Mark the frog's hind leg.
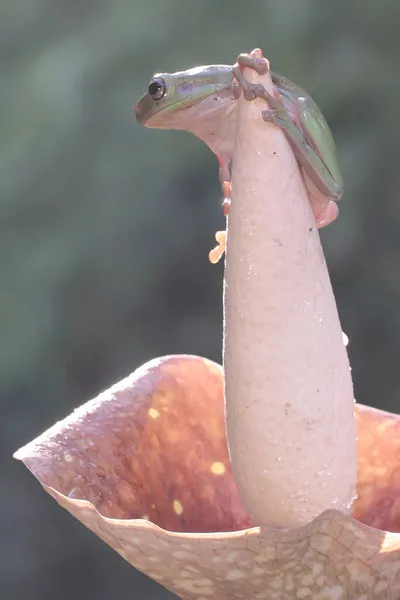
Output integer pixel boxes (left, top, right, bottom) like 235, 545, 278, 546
209, 180, 230, 265
221, 180, 231, 216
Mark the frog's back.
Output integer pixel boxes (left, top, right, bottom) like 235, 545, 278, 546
271, 70, 339, 173
271, 71, 320, 115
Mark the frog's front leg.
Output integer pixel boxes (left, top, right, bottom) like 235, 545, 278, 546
233, 54, 340, 228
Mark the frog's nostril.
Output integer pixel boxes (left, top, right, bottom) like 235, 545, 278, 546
134, 94, 156, 125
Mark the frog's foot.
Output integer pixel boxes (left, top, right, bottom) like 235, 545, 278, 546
209, 230, 227, 264
233, 62, 290, 128
211, 181, 230, 264
236, 52, 270, 77
233, 67, 272, 104
233, 52, 273, 100
221, 180, 231, 216
222, 198, 230, 217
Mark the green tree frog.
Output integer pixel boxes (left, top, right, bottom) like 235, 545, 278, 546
135, 52, 343, 260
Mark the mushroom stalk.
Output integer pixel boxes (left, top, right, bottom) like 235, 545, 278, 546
223, 51, 357, 528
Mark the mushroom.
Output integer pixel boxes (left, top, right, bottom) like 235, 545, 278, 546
15, 50, 400, 599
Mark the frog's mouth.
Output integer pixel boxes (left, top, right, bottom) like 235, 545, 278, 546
135, 83, 235, 133
135, 92, 185, 127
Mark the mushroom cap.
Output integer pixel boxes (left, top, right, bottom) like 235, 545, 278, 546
15, 355, 400, 599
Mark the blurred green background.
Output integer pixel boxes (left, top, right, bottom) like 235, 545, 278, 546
2, 0, 400, 598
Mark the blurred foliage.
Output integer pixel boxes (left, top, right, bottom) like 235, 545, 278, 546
2, 0, 400, 598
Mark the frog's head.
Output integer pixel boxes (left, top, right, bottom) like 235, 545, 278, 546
135, 65, 234, 130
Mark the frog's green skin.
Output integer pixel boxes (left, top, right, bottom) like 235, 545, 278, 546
135, 64, 343, 219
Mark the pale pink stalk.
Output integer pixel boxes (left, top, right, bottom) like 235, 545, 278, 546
223, 50, 357, 528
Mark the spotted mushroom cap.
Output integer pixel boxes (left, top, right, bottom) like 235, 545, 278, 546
15, 355, 400, 599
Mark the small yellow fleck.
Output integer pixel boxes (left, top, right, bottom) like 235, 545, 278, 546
64, 453, 74, 463
148, 407, 160, 419
173, 500, 184, 515
210, 461, 226, 475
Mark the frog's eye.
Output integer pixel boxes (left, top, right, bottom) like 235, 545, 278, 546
148, 78, 166, 101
